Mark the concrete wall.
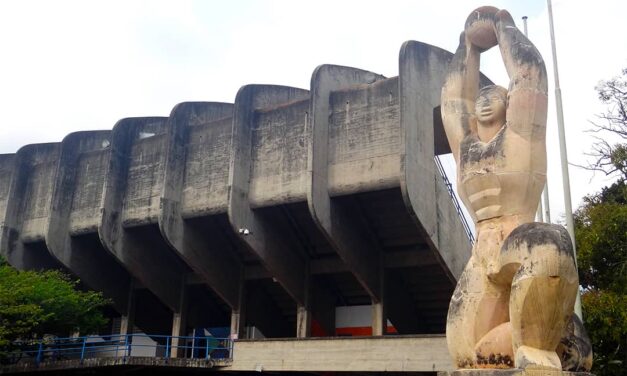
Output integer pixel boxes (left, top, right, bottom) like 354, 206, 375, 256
398, 41, 473, 281
1, 143, 63, 270
0, 41, 475, 343
0, 154, 15, 232
328, 77, 401, 196
227, 335, 454, 372
180, 116, 232, 217
46, 131, 132, 313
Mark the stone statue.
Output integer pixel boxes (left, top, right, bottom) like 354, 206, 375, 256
441, 6, 592, 372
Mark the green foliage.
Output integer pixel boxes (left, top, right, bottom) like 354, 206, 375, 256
574, 68, 627, 375
0, 259, 109, 352
575, 179, 627, 375
582, 290, 627, 375
576, 180, 627, 294
598, 178, 627, 205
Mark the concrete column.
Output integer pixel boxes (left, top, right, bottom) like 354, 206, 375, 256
306, 65, 386, 303
296, 305, 311, 338
230, 274, 246, 339
117, 283, 137, 357
398, 41, 474, 281
372, 301, 386, 336
372, 263, 386, 336
119, 309, 135, 338
170, 279, 189, 358
230, 310, 245, 340
119, 280, 137, 337
296, 271, 311, 338
159, 102, 245, 311
227, 85, 310, 306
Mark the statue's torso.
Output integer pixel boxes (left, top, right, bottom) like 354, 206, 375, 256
457, 124, 546, 226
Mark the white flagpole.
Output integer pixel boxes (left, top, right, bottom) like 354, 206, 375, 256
546, 0, 582, 318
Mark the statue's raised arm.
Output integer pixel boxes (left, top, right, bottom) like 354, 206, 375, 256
440, 30, 480, 162
441, 6, 507, 161
441, 32, 479, 160
495, 9, 548, 137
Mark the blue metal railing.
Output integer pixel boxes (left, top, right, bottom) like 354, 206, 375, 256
434, 156, 475, 244
5, 334, 232, 365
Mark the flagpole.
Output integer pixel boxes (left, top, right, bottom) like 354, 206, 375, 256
546, 0, 582, 318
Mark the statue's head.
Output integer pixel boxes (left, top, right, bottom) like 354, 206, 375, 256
475, 85, 508, 127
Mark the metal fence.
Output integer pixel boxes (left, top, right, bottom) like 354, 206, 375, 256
4, 334, 232, 365
434, 155, 475, 244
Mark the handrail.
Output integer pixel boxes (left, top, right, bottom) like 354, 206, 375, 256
434, 156, 475, 244
5, 333, 233, 366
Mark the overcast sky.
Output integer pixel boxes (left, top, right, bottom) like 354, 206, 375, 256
1, 0, 626, 222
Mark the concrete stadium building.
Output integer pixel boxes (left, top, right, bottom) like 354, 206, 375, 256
0, 40, 484, 374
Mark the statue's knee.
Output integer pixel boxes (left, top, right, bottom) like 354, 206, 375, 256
500, 222, 575, 268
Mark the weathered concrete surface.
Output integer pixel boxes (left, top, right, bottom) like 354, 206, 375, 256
228, 85, 311, 306
0, 356, 230, 374
225, 335, 454, 372
46, 131, 132, 313
158, 102, 243, 311
229, 85, 320, 337
0, 154, 15, 227
0, 143, 63, 270
328, 76, 401, 196
0, 40, 478, 340
98, 117, 188, 313
308, 65, 387, 332
399, 40, 472, 282
442, 370, 593, 376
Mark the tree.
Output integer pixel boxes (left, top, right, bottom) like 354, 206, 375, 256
580, 289, 627, 375
0, 259, 109, 359
577, 180, 627, 294
574, 68, 627, 376
575, 181, 627, 376
585, 68, 627, 177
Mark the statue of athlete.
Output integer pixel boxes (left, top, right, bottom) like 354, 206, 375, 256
441, 6, 591, 371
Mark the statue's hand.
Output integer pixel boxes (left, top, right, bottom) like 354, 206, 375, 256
464, 6, 499, 51
495, 9, 515, 27
495, 9, 516, 35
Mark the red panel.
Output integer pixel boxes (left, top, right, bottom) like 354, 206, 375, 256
334, 326, 398, 336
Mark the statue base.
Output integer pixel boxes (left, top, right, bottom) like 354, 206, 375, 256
440, 369, 594, 376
